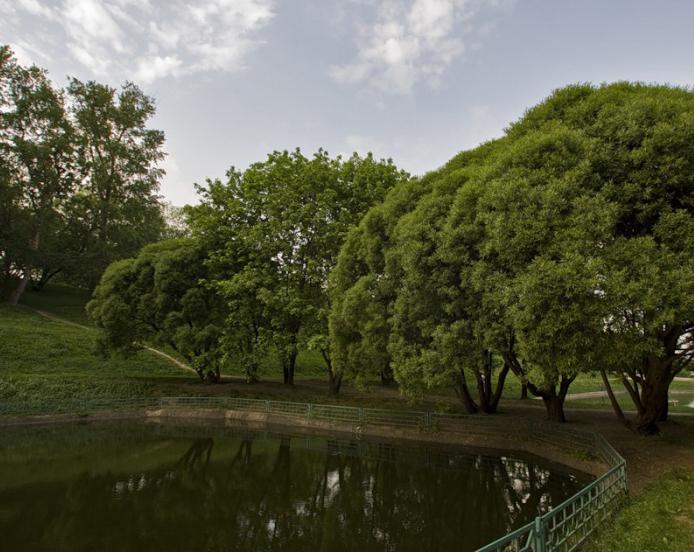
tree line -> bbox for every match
[331,83,694,434]
[54,66,689,434]
[0,46,170,304]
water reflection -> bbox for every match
[0,424,589,552]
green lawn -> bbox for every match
[19,284,92,325]
[0,304,190,401]
[585,469,694,552]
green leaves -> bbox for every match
[331,82,694,422]
[188,149,408,386]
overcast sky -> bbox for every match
[3,0,694,205]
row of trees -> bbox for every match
[87,81,693,435]
[88,150,410,385]
[0,46,169,303]
[331,83,694,434]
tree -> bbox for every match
[0,46,168,300]
[331,83,694,427]
[0,46,76,304]
[388,143,515,414]
[65,79,166,289]
[88,239,226,382]
[503,83,694,433]
[329,176,427,390]
[190,149,408,388]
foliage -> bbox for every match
[331,83,694,425]
[0,45,76,302]
[0,45,167,301]
[88,239,226,382]
[61,78,166,288]
[188,149,409,388]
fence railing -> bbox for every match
[0,396,627,551]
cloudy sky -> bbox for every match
[3,0,694,205]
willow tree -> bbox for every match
[329,177,429,389]
[88,239,226,382]
[503,83,694,433]
[387,142,517,414]
[331,82,694,427]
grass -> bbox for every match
[0,304,191,401]
[19,284,92,325]
[585,469,694,552]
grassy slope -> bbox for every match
[586,469,694,552]
[18,284,328,381]
[0,304,190,400]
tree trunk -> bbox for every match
[529,375,574,423]
[454,369,479,414]
[380,365,394,386]
[487,361,510,413]
[520,383,528,400]
[283,350,297,386]
[328,372,343,395]
[8,229,40,305]
[321,350,343,396]
[600,367,631,430]
[31,267,62,291]
[636,365,671,435]
[8,272,31,306]
[543,395,566,423]
[658,397,669,422]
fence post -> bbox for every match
[358,407,364,425]
[265,400,271,414]
[307,403,313,418]
[533,517,547,552]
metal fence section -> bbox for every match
[0,395,627,551]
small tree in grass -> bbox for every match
[88,239,226,382]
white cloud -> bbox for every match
[9,0,276,84]
[134,55,183,84]
[330,0,508,94]
[9,40,53,66]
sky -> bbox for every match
[2,0,694,206]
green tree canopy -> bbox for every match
[88,239,226,382]
[188,149,409,388]
[1,45,168,301]
[331,82,694,429]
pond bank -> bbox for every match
[0,405,609,478]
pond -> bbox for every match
[0,421,591,552]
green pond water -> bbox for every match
[0,421,591,552]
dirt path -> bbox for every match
[564,388,694,401]
[30,308,197,376]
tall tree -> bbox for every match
[190,149,408,388]
[65,78,166,288]
[504,83,694,433]
[0,46,75,304]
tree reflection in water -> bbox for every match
[0,426,589,552]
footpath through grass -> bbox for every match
[585,469,694,552]
[0,304,190,401]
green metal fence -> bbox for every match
[0,396,627,551]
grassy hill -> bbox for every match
[0,303,190,401]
